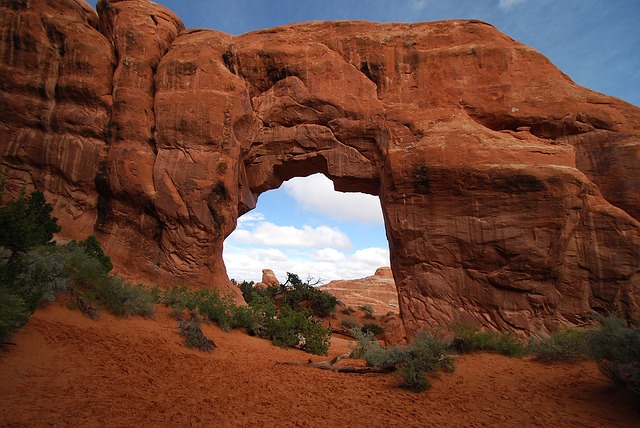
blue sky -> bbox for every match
[92,0,640,283]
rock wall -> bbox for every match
[1,0,639,334]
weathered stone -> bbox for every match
[255,269,280,289]
[319,268,399,315]
[1,0,639,334]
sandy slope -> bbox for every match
[0,302,637,427]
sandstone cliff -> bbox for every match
[319,267,399,315]
[2,0,639,335]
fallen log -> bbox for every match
[277,353,394,374]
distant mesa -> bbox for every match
[318,268,399,315]
[1,0,639,337]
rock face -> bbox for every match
[256,269,280,288]
[2,0,640,335]
[319,268,399,315]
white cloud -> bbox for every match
[236,211,265,228]
[499,0,527,9]
[229,220,352,249]
[282,174,384,224]
[312,247,347,262]
[223,245,390,284]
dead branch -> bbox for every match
[277,353,394,374]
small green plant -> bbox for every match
[359,304,375,319]
[87,277,155,318]
[529,329,590,361]
[361,322,384,336]
[586,315,640,399]
[268,306,331,355]
[281,273,337,317]
[341,316,358,330]
[341,307,356,315]
[350,328,454,392]
[0,287,29,343]
[450,321,527,357]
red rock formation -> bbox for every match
[319,268,399,315]
[255,269,280,288]
[2,0,639,334]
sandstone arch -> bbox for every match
[1,0,639,336]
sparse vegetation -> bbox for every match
[350,328,454,391]
[341,316,358,330]
[449,321,527,357]
[529,329,590,362]
[585,315,640,399]
[341,307,356,315]
[0,186,155,343]
[359,304,375,319]
[360,322,384,336]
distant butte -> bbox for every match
[1,0,639,336]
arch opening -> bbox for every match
[223,173,392,286]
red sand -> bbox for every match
[1,302,638,427]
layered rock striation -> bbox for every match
[2,0,639,334]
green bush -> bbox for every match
[529,329,590,361]
[450,321,527,357]
[266,306,331,355]
[87,277,155,318]
[359,304,375,319]
[586,315,640,398]
[281,273,337,317]
[400,331,455,391]
[341,307,356,315]
[341,316,358,330]
[0,191,60,254]
[361,322,384,336]
[350,329,406,369]
[0,287,29,343]
[157,286,236,331]
[12,247,68,311]
[350,328,454,392]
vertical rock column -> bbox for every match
[0,0,114,238]
[96,0,184,280]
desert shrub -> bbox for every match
[266,306,331,355]
[350,329,406,369]
[179,317,216,352]
[76,235,112,273]
[158,286,243,332]
[236,280,255,303]
[341,316,358,330]
[361,322,384,336]
[359,304,375,319]
[191,289,235,331]
[350,328,453,391]
[12,247,68,311]
[341,307,356,315]
[281,273,337,317]
[400,331,455,391]
[87,277,155,318]
[586,315,640,398]
[529,329,590,361]
[251,284,282,300]
[0,190,60,254]
[450,321,527,357]
[0,287,29,342]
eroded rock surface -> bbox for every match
[2,0,639,334]
[319,267,399,315]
